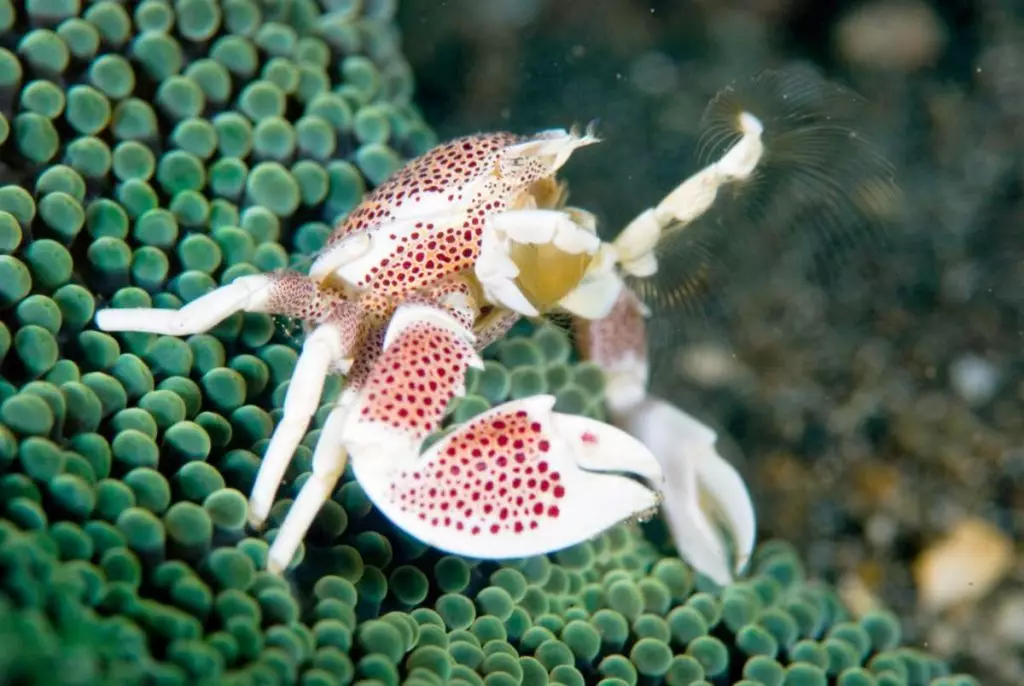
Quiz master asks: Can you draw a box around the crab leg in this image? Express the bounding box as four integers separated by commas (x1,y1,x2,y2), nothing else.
337,298,663,560
552,111,766,325
573,288,756,584
248,303,362,529
473,307,522,352
344,301,485,460
261,276,494,571
266,389,357,572
94,272,349,336
93,269,362,530
260,296,484,572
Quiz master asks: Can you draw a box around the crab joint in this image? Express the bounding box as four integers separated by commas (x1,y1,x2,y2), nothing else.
612,110,765,279
574,289,756,584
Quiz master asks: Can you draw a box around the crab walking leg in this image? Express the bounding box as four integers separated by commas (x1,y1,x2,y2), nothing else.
94,271,348,336
473,307,522,352
248,307,362,529
573,288,756,584
266,390,357,573
612,111,765,278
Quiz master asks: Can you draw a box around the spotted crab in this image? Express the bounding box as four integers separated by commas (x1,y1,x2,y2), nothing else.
94,70,895,583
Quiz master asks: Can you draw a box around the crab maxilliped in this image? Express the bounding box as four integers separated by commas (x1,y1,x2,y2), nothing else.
94,69,897,584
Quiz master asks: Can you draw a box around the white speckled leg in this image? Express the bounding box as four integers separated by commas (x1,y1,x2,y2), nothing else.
266,394,354,574
94,271,351,337
573,288,756,584
94,274,280,336
248,322,353,530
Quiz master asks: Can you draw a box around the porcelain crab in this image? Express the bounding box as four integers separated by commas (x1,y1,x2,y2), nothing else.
93,70,895,583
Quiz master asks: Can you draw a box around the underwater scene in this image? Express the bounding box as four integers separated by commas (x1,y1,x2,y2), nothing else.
0,0,1018,684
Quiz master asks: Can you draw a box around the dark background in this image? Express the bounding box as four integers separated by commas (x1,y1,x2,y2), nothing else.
396,0,1024,682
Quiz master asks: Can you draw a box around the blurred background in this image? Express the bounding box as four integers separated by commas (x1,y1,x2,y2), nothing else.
396,0,1024,682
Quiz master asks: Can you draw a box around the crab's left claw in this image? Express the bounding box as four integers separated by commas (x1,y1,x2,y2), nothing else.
574,288,755,585
352,395,663,559
617,397,755,585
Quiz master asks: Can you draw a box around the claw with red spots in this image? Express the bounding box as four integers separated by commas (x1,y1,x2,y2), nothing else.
350,395,663,559
341,301,484,466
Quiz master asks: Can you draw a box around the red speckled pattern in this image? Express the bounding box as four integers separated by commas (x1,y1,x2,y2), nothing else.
573,288,648,368
327,133,520,245
344,321,387,389
356,320,475,442
325,132,551,299
265,271,349,324
389,408,566,535
406,278,477,331
357,220,486,298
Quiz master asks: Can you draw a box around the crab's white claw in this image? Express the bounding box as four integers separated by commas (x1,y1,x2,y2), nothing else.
476,209,602,316
617,397,755,585
574,287,754,583
343,302,483,464
352,395,663,559
551,412,662,484
262,300,485,574
94,274,278,336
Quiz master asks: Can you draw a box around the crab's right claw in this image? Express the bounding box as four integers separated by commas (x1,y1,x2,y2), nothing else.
341,301,484,469
618,397,755,585
475,208,602,317
352,395,663,559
